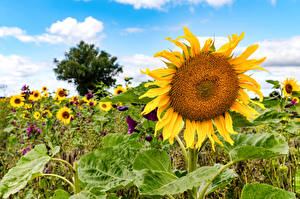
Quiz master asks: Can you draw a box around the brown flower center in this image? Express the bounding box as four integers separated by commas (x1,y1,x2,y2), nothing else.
34,93,39,97
169,53,239,121
15,98,21,104
58,90,65,97
117,90,123,94
62,111,70,119
285,84,293,94
102,104,107,108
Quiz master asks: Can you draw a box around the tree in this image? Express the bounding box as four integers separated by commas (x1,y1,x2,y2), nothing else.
53,41,123,96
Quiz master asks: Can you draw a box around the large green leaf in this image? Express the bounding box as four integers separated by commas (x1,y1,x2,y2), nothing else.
205,164,238,195
266,80,280,89
133,149,172,173
136,166,218,196
100,82,154,104
0,144,51,198
51,189,71,199
241,183,296,199
229,111,253,128
78,134,142,191
70,191,106,199
253,110,286,124
223,133,288,162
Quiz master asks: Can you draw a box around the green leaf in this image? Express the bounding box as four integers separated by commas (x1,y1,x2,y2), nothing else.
296,169,300,194
229,111,253,127
100,82,154,104
266,80,281,89
0,144,51,198
223,133,288,162
136,166,218,196
49,146,60,157
78,134,141,191
3,126,14,133
51,189,71,199
253,110,286,124
70,191,105,199
205,164,238,195
133,149,172,173
241,183,296,199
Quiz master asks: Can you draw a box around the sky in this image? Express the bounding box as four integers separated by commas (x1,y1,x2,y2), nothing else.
0,0,300,97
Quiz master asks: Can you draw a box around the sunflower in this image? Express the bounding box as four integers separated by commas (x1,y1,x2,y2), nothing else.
33,112,40,120
114,86,125,95
125,86,132,91
99,102,113,112
29,90,42,101
56,107,73,124
43,93,49,98
140,27,266,149
70,95,79,102
292,97,299,104
10,95,24,108
24,103,32,109
42,86,48,92
55,88,67,100
281,78,300,97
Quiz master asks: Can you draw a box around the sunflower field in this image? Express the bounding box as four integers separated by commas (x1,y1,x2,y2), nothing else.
0,28,299,199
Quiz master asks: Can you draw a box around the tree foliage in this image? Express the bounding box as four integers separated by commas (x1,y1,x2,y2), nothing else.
53,41,123,96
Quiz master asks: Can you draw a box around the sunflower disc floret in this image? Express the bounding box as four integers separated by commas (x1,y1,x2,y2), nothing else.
140,27,266,149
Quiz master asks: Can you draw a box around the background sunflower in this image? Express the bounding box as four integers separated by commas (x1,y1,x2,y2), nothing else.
281,78,300,97
10,95,24,108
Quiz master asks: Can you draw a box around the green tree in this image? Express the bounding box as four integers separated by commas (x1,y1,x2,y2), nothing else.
53,41,123,96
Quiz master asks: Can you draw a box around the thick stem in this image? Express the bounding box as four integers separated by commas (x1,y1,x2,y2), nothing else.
188,148,198,199
41,173,75,192
198,161,234,199
166,194,175,199
51,158,75,173
73,161,81,193
175,135,188,168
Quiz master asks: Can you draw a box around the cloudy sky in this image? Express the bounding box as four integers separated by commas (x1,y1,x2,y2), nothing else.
0,0,299,97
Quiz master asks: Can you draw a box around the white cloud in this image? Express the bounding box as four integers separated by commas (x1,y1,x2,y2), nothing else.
124,27,144,33
112,0,232,9
0,17,104,45
270,0,276,6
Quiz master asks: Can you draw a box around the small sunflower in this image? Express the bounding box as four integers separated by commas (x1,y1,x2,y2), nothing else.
42,86,48,92
22,112,30,119
114,86,125,95
99,102,113,112
33,112,40,120
125,86,132,91
10,95,24,108
281,78,300,97
56,107,73,124
292,97,299,104
24,103,32,109
43,93,49,98
55,88,67,100
140,27,266,149
70,95,79,102
29,90,42,101
42,110,53,118
20,91,27,96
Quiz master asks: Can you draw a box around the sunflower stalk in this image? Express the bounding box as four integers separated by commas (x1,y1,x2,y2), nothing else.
187,148,199,199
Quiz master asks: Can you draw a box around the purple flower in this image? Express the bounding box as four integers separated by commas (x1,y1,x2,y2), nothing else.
85,93,94,100
21,85,28,91
117,106,129,111
35,127,41,134
89,101,94,106
291,100,298,105
70,101,74,105
10,108,16,113
158,133,163,140
145,136,153,142
75,101,79,105
284,104,292,108
27,126,34,133
22,147,31,155
126,116,138,134
142,107,158,121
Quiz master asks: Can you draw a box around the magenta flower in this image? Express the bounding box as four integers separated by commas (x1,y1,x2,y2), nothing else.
117,106,129,111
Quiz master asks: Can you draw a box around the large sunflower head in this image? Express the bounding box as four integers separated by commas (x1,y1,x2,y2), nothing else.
55,88,67,100
29,90,42,101
281,78,300,97
140,27,266,149
56,107,73,124
114,86,125,95
10,95,24,108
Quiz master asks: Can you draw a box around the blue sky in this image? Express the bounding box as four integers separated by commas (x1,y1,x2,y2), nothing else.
0,0,300,96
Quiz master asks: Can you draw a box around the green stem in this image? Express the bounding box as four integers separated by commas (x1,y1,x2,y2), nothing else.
166,194,175,199
73,161,81,193
188,148,198,199
51,158,75,173
41,173,75,192
198,161,234,199
175,135,188,167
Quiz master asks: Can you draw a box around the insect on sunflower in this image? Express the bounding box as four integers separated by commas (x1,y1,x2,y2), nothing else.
281,78,300,97
140,27,266,149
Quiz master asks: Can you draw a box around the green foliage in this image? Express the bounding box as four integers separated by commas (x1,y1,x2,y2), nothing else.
223,133,289,162
241,183,296,199
53,41,123,95
69,190,105,199
100,82,154,104
296,169,300,194
77,134,142,191
51,189,71,199
0,144,56,198
266,80,281,89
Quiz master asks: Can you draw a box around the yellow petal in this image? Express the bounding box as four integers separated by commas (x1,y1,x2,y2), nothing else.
195,121,207,149
141,93,169,115
214,116,234,145
250,99,266,110
165,37,189,60
230,101,259,120
224,112,238,134
238,74,261,89
184,119,195,148
157,101,170,120
140,68,175,81
237,89,250,104
202,38,213,52
169,115,183,144
233,57,267,73
139,85,171,99
183,27,200,55
145,80,170,88
155,108,174,136
240,83,263,102
163,111,178,141
229,44,259,65
154,50,182,67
